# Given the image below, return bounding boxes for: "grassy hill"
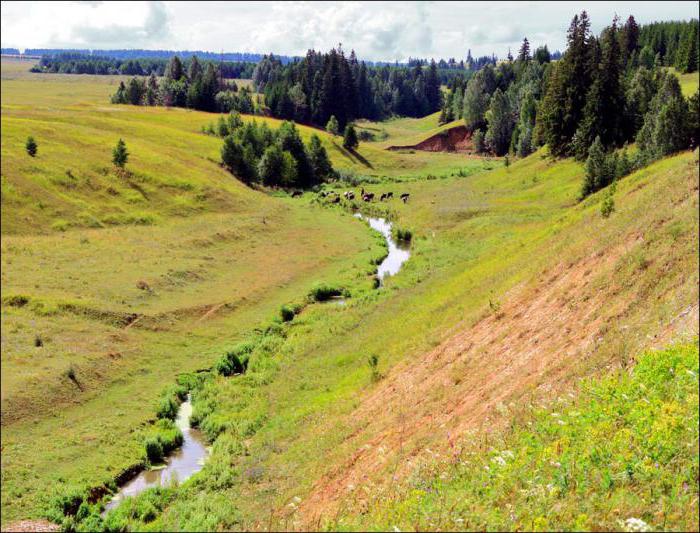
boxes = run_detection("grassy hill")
[80,148,698,531]
[1,59,698,531]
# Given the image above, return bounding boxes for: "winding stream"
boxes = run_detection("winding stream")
[103,214,408,512]
[354,213,411,285]
[104,396,208,512]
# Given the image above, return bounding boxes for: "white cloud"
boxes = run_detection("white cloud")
[1,1,698,60]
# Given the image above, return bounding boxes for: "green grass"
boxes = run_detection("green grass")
[88,149,698,531]
[337,342,699,532]
[2,58,698,530]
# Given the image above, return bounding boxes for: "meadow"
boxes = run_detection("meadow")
[1,58,698,531]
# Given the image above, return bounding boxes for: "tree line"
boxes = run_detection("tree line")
[111,56,260,114]
[638,19,699,73]
[32,53,255,78]
[438,13,698,199]
[254,48,442,129]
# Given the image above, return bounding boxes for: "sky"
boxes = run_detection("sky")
[1,1,698,62]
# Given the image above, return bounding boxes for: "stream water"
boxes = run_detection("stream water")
[104,396,208,512]
[354,213,411,285]
[104,215,408,512]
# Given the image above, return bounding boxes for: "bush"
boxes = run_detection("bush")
[34,334,43,347]
[144,437,164,463]
[600,182,617,218]
[343,125,359,150]
[392,227,412,242]
[279,303,302,322]
[308,283,344,302]
[358,130,375,142]
[368,354,382,382]
[215,342,254,376]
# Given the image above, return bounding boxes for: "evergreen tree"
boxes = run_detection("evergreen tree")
[188,55,203,81]
[343,124,359,150]
[25,136,37,157]
[472,129,485,153]
[688,90,700,148]
[326,115,339,135]
[164,55,184,81]
[533,45,551,64]
[111,81,128,104]
[425,60,442,110]
[518,37,531,62]
[112,138,129,168]
[619,15,640,65]
[580,136,609,198]
[463,68,493,130]
[675,20,699,73]
[126,77,146,105]
[145,73,159,105]
[307,134,333,181]
[485,88,513,155]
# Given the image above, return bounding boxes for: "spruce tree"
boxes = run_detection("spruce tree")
[307,134,333,181]
[343,124,359,150]
[326,115,339,136]
[112,139,129,168]
[485,89,513,156]
[25,136,37,157]
[518,37,531,62]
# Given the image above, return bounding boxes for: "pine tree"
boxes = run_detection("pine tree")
[343,124,359,150]
[112,139,129,168]
[472,129,485,153]
[485,88,513,156]
[277,121,314,186]
[164,56,184,81]
[145,73,159,105]
[188,56,202,81]
[25,136,37,157]
[518,38,531,62]
[111,81,128,104]
[307,134,333,181]
[326,115,339,135]
[581,136,606,198]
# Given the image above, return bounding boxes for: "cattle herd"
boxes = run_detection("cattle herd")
[311,188,410,204]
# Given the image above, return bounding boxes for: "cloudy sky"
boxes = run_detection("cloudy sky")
[1,1,698,61]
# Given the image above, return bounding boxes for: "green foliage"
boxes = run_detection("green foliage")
[600,182,617,218]
[308,134,333,181]
[326,115,340,136]
[144,437,164,463]
[112,138,129,168]
[144,418,184,463]
[280,303,302,322]
[25,136,37,157]
[215,342,254,376]
[485,88,513,156]
[472,129,485,153]
[368,353,381,382]
[392,227,413,242]
[344,343,699,531]
[308,283,344,302]
[221,135,254,183]
[343,124,359,150]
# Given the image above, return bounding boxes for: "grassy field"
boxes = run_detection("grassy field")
[2,58,698,531]
[81,148,697,531]
[669,67,700,97]
[355,111,464,149]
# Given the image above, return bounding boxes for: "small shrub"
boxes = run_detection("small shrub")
[601,182,617,218]
[144,437,164,463]
[368,354,382,382]
[64,364,77,382]
[308,283,343,302]
[392,227,412,242]
[215,342,254,376]
[358,130,375,142]
[156,395,179,420]
[112,138,129,168]
[34,334,43,347]
[3,294,29,307]
[279,303,302,322]
[25,136,37,157]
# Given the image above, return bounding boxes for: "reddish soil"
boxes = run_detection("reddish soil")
[388,125,473,152]
[295,233,699,528]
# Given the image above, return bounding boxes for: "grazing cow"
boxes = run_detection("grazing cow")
[362,192,374,202]
[386,191,394,199]
[291,190,303,198]
[319,191,328,198]
[331,195,340,204]
[344,191,355,200]
[400,193,410,204]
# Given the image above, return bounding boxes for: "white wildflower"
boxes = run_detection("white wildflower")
[492,456,507,467]
[622,517,652,532]
[292,496,302,504]
[393,526,401,532]
[501,450,514,459]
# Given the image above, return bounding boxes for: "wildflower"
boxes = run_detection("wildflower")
[621,517,651,532]
[501,450,514,459]
[393,526,401,532]
[492,456,507,467]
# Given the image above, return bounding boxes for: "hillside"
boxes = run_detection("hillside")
[71,147,698,531]
[1,54,698,533]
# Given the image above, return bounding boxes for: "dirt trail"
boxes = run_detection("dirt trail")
[296,234,698,527]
